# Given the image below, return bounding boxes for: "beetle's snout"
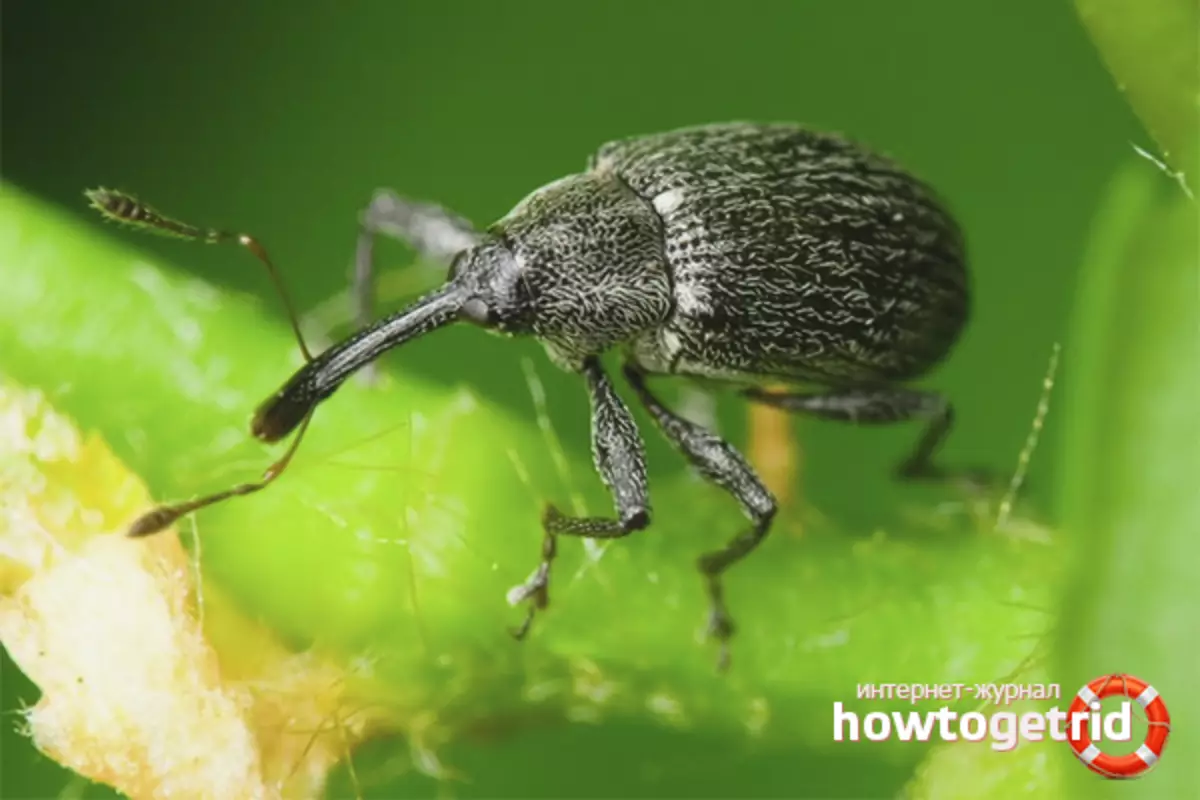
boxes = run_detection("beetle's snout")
[251,387,312,443]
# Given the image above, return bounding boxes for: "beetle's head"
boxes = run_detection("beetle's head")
[445,237,534,335]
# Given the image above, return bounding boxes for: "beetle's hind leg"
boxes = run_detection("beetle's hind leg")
[507,357,651,639]
[624,364,777,672]
[742,386,991,487]
[349,190,481,381]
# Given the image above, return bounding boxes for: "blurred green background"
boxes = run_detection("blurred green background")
[1,1,1158,797]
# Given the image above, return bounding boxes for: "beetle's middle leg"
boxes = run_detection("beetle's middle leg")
[507,356,650,639]
[350,190,481,380]
[742,386,989,484]
[624,364,777,671]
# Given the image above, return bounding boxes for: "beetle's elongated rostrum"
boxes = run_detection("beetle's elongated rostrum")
[89,122,975,670]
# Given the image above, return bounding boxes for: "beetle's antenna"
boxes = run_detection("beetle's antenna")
[127,412,314,537]
[85,188,314,361]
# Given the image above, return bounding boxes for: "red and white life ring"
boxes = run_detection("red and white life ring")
[1067,674,1170,779]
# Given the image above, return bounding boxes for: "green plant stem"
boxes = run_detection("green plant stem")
[1056,159,1199,796]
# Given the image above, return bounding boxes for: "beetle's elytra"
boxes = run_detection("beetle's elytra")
[89,122,972,670]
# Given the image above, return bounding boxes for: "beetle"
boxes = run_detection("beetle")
[88,121,973,669]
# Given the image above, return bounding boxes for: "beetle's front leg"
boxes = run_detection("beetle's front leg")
[507,356,651,639]
[624,364,777,672]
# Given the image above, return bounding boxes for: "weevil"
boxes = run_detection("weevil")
[88,122,975,669]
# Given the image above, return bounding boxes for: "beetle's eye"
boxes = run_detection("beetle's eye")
[447,251,468,280]
[459,297,492,325]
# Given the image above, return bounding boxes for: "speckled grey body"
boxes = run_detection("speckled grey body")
[591,124,968,386]
[482,123,967,386]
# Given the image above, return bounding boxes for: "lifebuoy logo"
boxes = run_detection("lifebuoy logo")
[1067,674,1170,779]
[837,673,1170,780]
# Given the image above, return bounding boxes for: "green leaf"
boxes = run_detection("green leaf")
[0,182,1060,796]
[1056,156,1199,796]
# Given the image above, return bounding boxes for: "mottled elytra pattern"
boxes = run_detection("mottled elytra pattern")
[91,122,974,671]
[596,123,968,385]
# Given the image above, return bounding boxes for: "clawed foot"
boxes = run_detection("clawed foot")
[506,562,549,640]
[897,461,1000,496]
[700,568,737,672]
[704,605,736,672]
[506,505,560,640]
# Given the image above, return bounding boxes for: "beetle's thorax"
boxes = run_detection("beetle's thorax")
[477,170,672,370]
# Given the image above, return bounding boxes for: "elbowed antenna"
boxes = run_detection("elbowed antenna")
[83,187,327,537]
[252,281,468,442]
[125,281,468,538]
[90,187,473,537]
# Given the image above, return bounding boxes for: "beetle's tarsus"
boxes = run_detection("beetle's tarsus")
[625,364,777,671]
[702,575,737,672]
[506,360,653,639]
[506,524,555,639]
[509,613,534,641]
[714,640,732,673]
[508,596,541,641]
